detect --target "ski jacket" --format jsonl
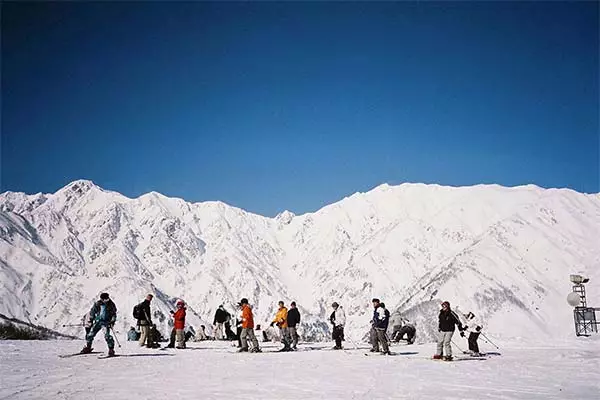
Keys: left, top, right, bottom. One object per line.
{"left": 287, "top": 307, "right": 301, "bottom": 327}
{"left": 173, "top": 308, "right": 186, "bottom": 330}
{"left": 272, "top": 307, "right": 288, "bottom": 328}
{"left": 213, "top": 308, "right": 230, "bottom": 324}
{"left": 372, "top": 306, "right": 390, "bottom": 330}
{"left": 438, "top": 309, "right": 463, "bottom": 332}
{"left": 137, "top": 299, "right": 152, "bottom": 323}
{"left": 461, "top": 312, "right": 483, "bottom": 334}
{"left": 241, "top": 304, "right": 255, "bottom": 329}
{"left": 331, "top": 306, "right": 346, "bottom": 327}
{"left": 90, "top": 300, "right": 117, "bottom": 325}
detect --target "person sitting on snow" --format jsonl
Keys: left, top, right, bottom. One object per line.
{"left": 127, "top": 326, "right": 139, "bottom": 341}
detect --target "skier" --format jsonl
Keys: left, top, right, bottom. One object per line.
{"left": 213, "top": 305, "right": 229, "bottom": 340}
{"left": 460, "top": 311, "right": 483, "bottom": 356}
{"left": 330, "top": 302, "right": 346, "bottom": 350}
{"left": 394, "top": 318, "right": 416, "bottom": 344}
{"left": 433, "top": 301, "right": 465, "bottom": 361}
{"left": 238, "top": 298, "right": 261, "bottom": 353}
{"left": 369, "top": 299, "right": 390, "bottom": 354}
{"left": 270, "top": 301, "right": 291, "bottom": 351}
{"left": 136, "top": 294, "right": 154, "bottom": 347}
{"left": 173, "top": 299, "right": 187, "bottom": 348}
{"left": 196, "top": 325, "right": 208, "bottom": 341}
{"left": 287, "top": 301, "right": 301, "bottom": 350}
{"left": 80, "top": 293, "right": 117, "bottom": 356}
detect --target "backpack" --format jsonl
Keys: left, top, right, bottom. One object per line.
{"left": 133, "top": 303, "right": 142, "bottom": 319}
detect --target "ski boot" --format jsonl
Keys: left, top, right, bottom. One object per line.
{"left": 443, "top": 356, "right": 453, "bottom": 361}
{"left": 108, "top": 348, "right": 116, "bottom": 357}
{"left": 250, "top": 348, "right": 262, "bottom": 353}
{"left": 80, "top": 345, "right": 93, "bottom": 354}
{"left": 238, "top": 347, "right": 249, "bottom": 352}
{"left": 432, "top": 354, "right": 443, "bottom": 360}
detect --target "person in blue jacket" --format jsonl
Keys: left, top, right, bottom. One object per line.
{"left": 370, "top": 298, "right": 391, "bottom": 355}
{"left": 80, "top": 292, "right": 117, "bottom": 356}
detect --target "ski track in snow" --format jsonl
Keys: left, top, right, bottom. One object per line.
{"left": 1, "top": 338, "right": 598, "bottom": 400}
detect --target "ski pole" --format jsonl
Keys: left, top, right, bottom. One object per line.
{"left": 345, "top": 333, "right": 359, "bottom": 350}
{"left": 111, "top": 327, "right": 122, "bottom": 348}
{"left": 480, "top": 332, "right": 499, "bottom": 349}
{"left": 451, "top": 339, "right": 464, "bottom": 353}
{"left": 62, "top": 324, "right": 83, "bottom": 327}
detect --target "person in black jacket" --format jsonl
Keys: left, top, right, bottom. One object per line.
{"left": 370, "top": 299, "right": 391, "bottom": 355}
{"left": 137, "top": 294, "right": 153, "bottom": 347}
{"left": 433, "top": 301, "right": 465, "bottom": 361}
{"left": 287, "top": 301, "right": 301, "bottom": 350}
{"left": 213, "top": 305, "right": 230, "bottom": 340}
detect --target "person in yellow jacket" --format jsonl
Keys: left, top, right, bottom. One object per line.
{"left": 270, "top": 301, "right": 291, "bottom": 351}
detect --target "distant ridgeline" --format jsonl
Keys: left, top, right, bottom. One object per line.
{"left": 0, "top": 313, "right": 79, "bottom": 340}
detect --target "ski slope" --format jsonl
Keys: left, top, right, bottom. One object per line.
{"left": 0, "top": 336, "right": 598, "bottom": 399}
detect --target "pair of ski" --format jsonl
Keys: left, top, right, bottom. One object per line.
{"left": 58, "top": 351, "right": 117, "bottom": 359}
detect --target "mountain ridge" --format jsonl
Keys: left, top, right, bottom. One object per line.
{"left": 1, "top": 180, "right": 598, "bottom": 342}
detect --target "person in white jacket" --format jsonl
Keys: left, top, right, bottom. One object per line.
{"left": 329, "top": 302, "right": 346, "bottom": 350}
{"left": 460, "top": 311, "right": 484, "bottom": 356}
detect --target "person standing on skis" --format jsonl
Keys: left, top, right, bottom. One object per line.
{"left": 330, "top": 302, "right": 346, "bottom": 350}
{"left": 370, "top": 298, "right": 391, "bottom": 355}
{"left": 287, "top": 301, "right": 301, "bottom": 350}
{"left": 460, "top": 311, "right": 484, "bottom": 356}
{"left": 80, "top": 292, "right": 117, "bottom": 356}
{"left": 434, "top": 301, "right": 465, "bottom": 361}
{"left": 271, "top": 301, "right": 291, "bottom": 351}
{"left": 239, "top": 298, "right": 261, "bottom": 353}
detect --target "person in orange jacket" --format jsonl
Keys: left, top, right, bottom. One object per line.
{"left": 238, "top": 298, "right": 261, "bottom": 353}
{"left": 271, "top": 300, "right": 291, "bottom": 351}
{"left": 172, "top": 299, "right": 187, "bottom": 349}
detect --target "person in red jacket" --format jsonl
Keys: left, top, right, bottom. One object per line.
{"left": 167, "top": 299, "right": 187, "bottom": 349}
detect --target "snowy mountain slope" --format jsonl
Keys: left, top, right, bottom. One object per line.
{"left": 1, "top": 180, "right": 599, "bottom": 342}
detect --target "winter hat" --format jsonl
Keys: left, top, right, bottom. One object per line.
{"left": 441, "top": 301, "right": 450, "bottom": 308}
{"left": 100, "top": 293, "right": 110, "bottom": 300}
{"left": 372, "top": 298, "right": 380, "bottom": 303}
{"left": 380, "top": 302, "right": 386, "bottom": 308}
{"left": 176, "top": 299, "right": 185, "bottom": 306}
{"left": 240, "top": 298, "right": 249, "bottom": 305}
{"left": 290, "top": 301, "right": 296, "bottom": 307}
{"left": 331, "top": 302, "right": 339, "bottom": 308}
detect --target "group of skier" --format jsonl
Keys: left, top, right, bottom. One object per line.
{"left": 77, "top": 292, "right": 483, "bottom": 360}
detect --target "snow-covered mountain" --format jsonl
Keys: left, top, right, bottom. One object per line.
{"left": 1, "top": 180, "right": 599, "bottom": 342}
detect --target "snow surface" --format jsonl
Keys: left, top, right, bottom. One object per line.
{"left": 0, "top": 336, "right": 598, "bottom": 399}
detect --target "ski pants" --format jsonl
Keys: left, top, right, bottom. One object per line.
{"left": 175, "top": 329, "right": 185, "bottom": 348}
{"left": 468, "top": 332, "right": 480, "bottom": 353}
{"left": 398, "top": 326, "right": 416, "bottom": 343}
{"left": 139, "top": 324, "right": 151, "bottom": 346}
{"left": 86, "top": 322, "right": 114, "bottom": 349}
{"left": 279, "top": 327, "right": 291, "bottom": 349}
{"left": 240, "top": 328, "right": 260, "bottom": 350}
{"left": 372, "top": 328, "right": 389, "bottom": 353}
{"left": 437, "top": 330, "right": 454, "bottom": 357}
{"left": 288, "top": 326, "right": 299, "bottom": 348}
{"left": 332, "top": 325, "right": 344, "bottom": 348}
{"left": 214, "top": 322, "right": 224, "bottom": 340}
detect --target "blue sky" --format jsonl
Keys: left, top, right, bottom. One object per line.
{"left": 2, "top": 2, "right": 598, "bottom": 216}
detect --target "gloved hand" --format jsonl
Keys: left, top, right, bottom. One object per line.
{"left": 460, "top": 331, "right": 465, "bottom": 337}
{"left": 270, "top": 322, "right": 275, "bottom": 327}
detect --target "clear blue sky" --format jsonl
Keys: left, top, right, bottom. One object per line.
{"left": 2, "top": 1, "right": 598, "bottom": 216}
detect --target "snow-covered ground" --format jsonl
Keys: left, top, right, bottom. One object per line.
{"left": 1, "top": 336, "right": 598, "bottom": 399}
